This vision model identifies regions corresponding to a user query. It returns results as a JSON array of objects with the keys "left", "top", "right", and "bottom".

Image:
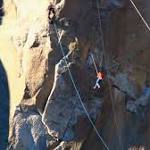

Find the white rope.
[
  {"left": 96, "top": 0, "right": 123, "bottom": 150},
  {"left": 53, "top": 23, "right": 110, "bottom": 150},
  {"left": 129, "top": 0, "right": 150, "bottom": 32},
  {"left": 90, "top": 53, "right": 99, "bottom": 74},
  {"left": 99, "top": 51, "right": 104, "bottom": 67}
]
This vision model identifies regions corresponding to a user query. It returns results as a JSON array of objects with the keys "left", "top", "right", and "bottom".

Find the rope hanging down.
[
  {"left": 90, "top": 53, "right": 99, "bottom": 74},
  {"left": 53, "top": 23, "right": 110, "bottom": 150},
  {"left": 96, "top": 0, "right": 123, "bottom": 149},
  {"left": 129, "top": 0, "right": 150, "bottom": 32}
]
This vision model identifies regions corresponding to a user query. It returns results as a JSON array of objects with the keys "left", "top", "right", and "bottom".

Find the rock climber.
[
  {"left": 48, "top": 4, "right": 56, "bottom": 24},
  {"left": 93, "top": 71, "right": 105, "bottom": 89}
]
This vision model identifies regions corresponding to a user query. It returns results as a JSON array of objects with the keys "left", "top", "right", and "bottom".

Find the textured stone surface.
[
  {"left": 0, "top": 0, "right": 150, "bottom": 149},
  {"left": 9, "top": 106, "right": 48, "bottom": 150},
  {"left": 126, "top": 87, "right": 150, "bottom": 113},
  {"left": 42, "top": 56, "right": 102, "bottom": 141}
]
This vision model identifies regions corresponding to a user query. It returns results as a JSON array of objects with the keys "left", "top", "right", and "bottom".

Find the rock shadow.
[
  {"left": 0, "top": 0, "right": 4, "bottom": 24},
  {"left": 0, "top": 59, "right": 10, "bottom": 149}
]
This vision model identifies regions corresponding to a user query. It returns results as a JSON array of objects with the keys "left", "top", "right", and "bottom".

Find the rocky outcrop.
[
  {"left": 0, "top": 0, "right": 150, "bottom": 149},
  {"left": 9, "top": 106, "right": 48, "bottom": 150},
  {"left": 42, "top": 56, "right": 102, "bottom": 141},
  {"left": 127, "top": 87, "right": 150, "bottom": 113}
]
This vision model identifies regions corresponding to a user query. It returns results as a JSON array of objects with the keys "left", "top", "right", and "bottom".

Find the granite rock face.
[
  {"left": 42, "top": 56, "right": 102, "bottom": 141},
  {"left": 0, "top": 0, "right": 150, "bottom": 149},
  {"left": 9, "top": 107, "right": 48, "bottom": 150}
]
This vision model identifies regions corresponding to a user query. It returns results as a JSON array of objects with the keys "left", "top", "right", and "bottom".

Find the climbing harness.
[
  {"left": 129, "top": 0, "right": 150, "bottom": 32},
  {"left": 53, "top": 23, "right": 110, "bottom": 150}
]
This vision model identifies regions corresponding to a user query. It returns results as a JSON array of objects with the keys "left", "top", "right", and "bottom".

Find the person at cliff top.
[
  {"left": 48, "top": 5, "right": 56, "bottom": 24},
  {"left": 93, "top": 71, "right": 105, "bottom": 89}
]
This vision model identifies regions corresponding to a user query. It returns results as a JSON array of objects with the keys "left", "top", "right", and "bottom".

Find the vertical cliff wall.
[{"left": 0, "top": 0, "right": 150, "bottom": 149}]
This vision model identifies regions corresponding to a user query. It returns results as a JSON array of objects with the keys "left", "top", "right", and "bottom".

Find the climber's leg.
[
  {"left": 96, "top": 82, "right": 101, "bottom": 89},
  {"left": 93, "top": 78, "right": 101, "bottom": 89}
]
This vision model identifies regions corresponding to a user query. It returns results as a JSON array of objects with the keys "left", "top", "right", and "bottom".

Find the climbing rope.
[
  {"left": 53, "top": 23, "right": 110, "bottom": 150},
  {"left": 96, "top": 0, "right": 124, "bottom": 149},
  {"left": 129, "top": 0, "right": 150, "bottom": 32},
  {"left": 90, "top": 53, "right": 99, "bottom": 74}
]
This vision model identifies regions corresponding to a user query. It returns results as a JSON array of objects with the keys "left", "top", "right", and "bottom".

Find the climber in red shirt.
[{"left": 93, "top": 71, "right": 105, "bottom": 89}]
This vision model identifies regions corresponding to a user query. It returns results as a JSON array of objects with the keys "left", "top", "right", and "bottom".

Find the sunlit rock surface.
[{"left": 0, "top": 0, "right": 150, "bottom": 149}]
